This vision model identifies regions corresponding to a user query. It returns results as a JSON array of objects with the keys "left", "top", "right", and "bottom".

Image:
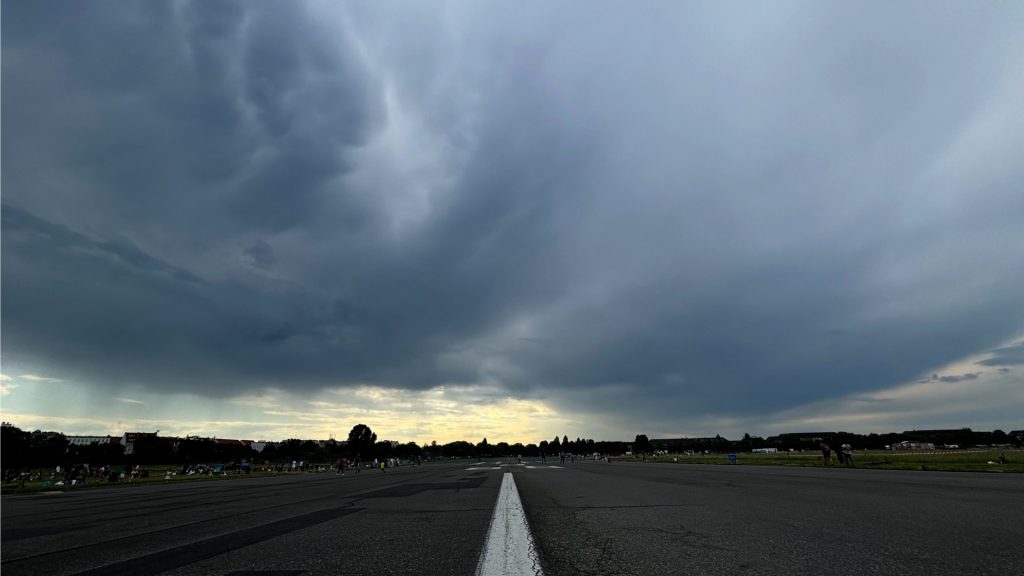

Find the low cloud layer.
[{"left": 3, "top": 1, "right": 1023, "bottom": 435}]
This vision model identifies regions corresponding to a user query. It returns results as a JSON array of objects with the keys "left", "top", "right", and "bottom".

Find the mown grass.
[{"left": 638, "top": 449, "right": 1024, "bottom": 473}]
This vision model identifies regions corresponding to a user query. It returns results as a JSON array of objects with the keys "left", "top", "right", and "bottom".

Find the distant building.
[
  {"left": 214, "top": 438, "right": 253, "bottom": 448},
  {"left": 902, "top": 428, "right": 971, "bottom": 439},
  {"left": 67, "top": 435, "right": 121, "bottom": 447},
  {"left": 894, "top": 441, "right": 935, "bottom": 450},
  {"left": 121, "top": 431, "right": 158, "bottom": 456}
]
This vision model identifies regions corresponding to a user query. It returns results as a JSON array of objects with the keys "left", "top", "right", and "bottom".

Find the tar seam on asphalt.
[{"left": 66, "top": 505, "right": 361, "bottom": 576}]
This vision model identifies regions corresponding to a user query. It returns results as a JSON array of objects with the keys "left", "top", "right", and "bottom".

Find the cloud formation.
[
  {"left": 3, "top": 1, "right": 1023, "bottom": 435},
  {"left": 18, "top": 374, "right": 63, "bottom": 384},
  {"left": 976, "top": 342, "right": 1024, "bottom": 367}
]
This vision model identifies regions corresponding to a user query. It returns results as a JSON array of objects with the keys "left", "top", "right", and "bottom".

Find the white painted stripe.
[{"left": 475, "top": 472, "right": 543, "bottom": 576}]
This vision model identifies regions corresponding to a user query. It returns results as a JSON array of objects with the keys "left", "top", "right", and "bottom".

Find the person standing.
[{"left": 841, "top": 444, "right": 854, "bottom": 467}]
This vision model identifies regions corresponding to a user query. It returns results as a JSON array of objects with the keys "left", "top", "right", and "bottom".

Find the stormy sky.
[{"left": 2, "top": 1, "right": 1023, "bottom": 442}]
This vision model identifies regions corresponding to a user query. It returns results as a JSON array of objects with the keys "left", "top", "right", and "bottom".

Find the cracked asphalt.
[
  {"left": 2, "top": 462, "right": 495, "bottom": 576},
  {"left": 515, "top": 460, "right": 1024, "bottom": 576},
  {"left": 3, "top": 459, "right": 1022, "bottom": 575}
]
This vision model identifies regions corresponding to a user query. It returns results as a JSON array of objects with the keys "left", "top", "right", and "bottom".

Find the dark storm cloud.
[
  {"left": 243, "top": 241, "right": 275, "bottom": 270},
  {"left": 3, "top": 1, "right": 1023, "bottom": 428}
]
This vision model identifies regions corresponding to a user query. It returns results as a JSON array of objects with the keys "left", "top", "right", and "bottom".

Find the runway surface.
[{"left": 2, "top": 460, "right": 1022, "bottom": 575}]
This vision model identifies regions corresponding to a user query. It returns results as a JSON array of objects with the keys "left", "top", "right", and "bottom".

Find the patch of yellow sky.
[
  {"left": 0, "top": 375, "right": 578, "bottom": 445},
  {"left": 277, "top": 385, "right": 579, "bottom": 445}
]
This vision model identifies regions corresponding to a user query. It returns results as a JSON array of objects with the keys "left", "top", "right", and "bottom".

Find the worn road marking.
[
  {"left": 475, "top": 472, "right": 543, "bottom": 576},
  {"left": 524, "top": 466, "right": 563, "bottom": 469}
]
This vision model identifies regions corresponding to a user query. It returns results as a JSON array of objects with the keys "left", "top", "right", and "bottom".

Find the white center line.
[{"left": 475, "top": 472, "right": 544, "bottom": 576}]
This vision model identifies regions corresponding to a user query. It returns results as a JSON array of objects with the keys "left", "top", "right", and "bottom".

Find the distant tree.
[
  {"left": 347, "top": 424, "right": 377, "bottom": 459},
  {"left": 301, "top": 439, "right": 324, "bottom": 462},
  {"left": 374, "top": 440, "right": 394, "bottom": 459},
  {"left": 395, "top": 442, "right": 422, "bottom": 459},
  {"left": 28, "top": 431, "right": 69, "bottom": 468},
  {"left": 131, "top": 435, "right": 173, "bottom": 464},
  {"left": 1, "top": 425, "right": 30, "bottom": 470},
  {"left": 525, "top": 443, "right": 538, "bottom": 456},
  {"left": 740, "top": 433, "right": 753, "bottom": 451},
  {"left": 562, "top": 435, "right": 569, "bottom": 448},
  {"left": 442, "top": 440, "right": 475, "bottom": 458},
  {"left": 323, "top": 439, "right": 344, "bottom": 461},
  {"left": 551, "top": 436, "right": 561, "bottom": 452},
  {"left": 276, "top": 439, "right": 307, "bottom": 462},
  {"left": 633, "top": 434, "right": 652, "bottom": 454},
  {"left": 738, "top": 433, "right": 766, "bottom": 451},
  {"left": 260, "top": 443, "right": 278, "bottom": 462},
  {"left": 177, "top": 438, "right": 218, "bottom": 463}
]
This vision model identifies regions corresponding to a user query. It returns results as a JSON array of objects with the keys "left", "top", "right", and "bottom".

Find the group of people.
[
  {"left": 540, "top": 452, "right": 587, "bottom": 464},
  {"left": 335, "top": 456, "right": 419, "bottom": 475},
  {"left": 820, "top": 442, "right": 855, "bottom": 466}
]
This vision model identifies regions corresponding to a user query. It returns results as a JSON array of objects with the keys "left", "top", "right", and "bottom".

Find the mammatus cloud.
[{"left": 2, "top": 1, "right": 1023, "bottom": 438}]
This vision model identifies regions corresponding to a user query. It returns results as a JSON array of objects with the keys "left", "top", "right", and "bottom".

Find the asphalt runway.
[{"left": 2, "top": 460, "right": 1021, "bottom": 575}]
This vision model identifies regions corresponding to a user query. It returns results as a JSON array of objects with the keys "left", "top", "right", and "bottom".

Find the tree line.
[
  {"left": 0, "top": 423, "right": 626, "bottom": 470},
  {"left": 4, "top": 422, "right": 1017, "bottom": 471}
]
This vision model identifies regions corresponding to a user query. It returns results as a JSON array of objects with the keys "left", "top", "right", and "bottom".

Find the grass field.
[
  {"left": 0, "top": 466, "right": 333, "bottom": 495},
  {"left": 3, "top": 451, "right": 1021, "bottom": 495},
  {"left": 640, "top": 449, "right": 1024, "bottom": 473}
]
